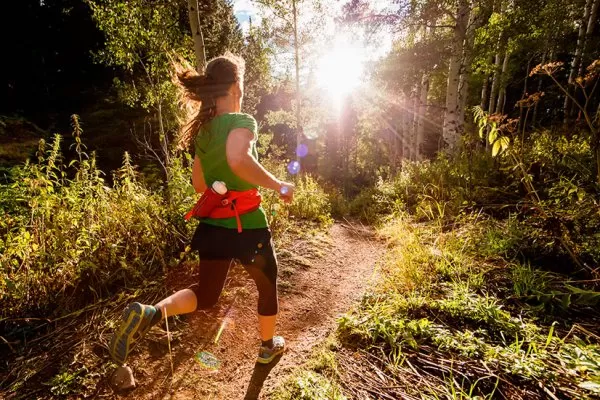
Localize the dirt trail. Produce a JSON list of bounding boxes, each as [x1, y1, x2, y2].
[[111, 223, 383, 400]]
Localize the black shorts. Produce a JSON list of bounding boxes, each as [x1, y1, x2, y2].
[[191, 223, 275, 266], [189, 223, 279, 315]]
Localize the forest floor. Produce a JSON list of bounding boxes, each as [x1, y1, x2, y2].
[[98, 222, 383, 399]]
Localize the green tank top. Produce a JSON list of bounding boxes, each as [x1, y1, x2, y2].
[[194, 113, 268, 230]]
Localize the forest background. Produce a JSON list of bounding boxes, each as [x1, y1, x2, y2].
[[1, 0, 600, 398]]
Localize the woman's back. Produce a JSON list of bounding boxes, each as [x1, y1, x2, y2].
[[195, 112, 268, 229]]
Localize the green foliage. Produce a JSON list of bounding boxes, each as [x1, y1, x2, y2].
[[258, 131, 333, 231], [242, 23, 273, 115], [473, 106, 510, 157], [0, 120, 190, 319], [334, 218, 600, 399], [43, 366, 93, 396], [288, 174, 332, 224], [271, 370, 347, 400]]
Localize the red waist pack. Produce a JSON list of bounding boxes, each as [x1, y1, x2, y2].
[[184, 188, 262, 233]]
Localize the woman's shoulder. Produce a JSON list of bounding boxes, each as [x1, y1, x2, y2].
[[227, 113, 257, 134]]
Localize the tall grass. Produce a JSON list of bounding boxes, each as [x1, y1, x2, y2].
[[1, 118, 333, 321], [0, 127, 189, 319]]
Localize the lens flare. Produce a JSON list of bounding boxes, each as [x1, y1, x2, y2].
[[196, 351, 220, 369], [296, 144, 309, 158], [287, 160, 301, 175], [315, 34, 365, 107]]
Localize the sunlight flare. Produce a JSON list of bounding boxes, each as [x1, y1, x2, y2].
[[315, 36, 366, 107]]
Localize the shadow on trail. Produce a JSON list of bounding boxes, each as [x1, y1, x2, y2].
[[243, 356, 283, 400]]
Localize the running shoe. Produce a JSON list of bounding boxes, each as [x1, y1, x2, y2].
[[256, 336, 285, 364], [109, 302, 157, 365]]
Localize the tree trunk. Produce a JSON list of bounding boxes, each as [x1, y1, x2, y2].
[[518, 57, 533, 132], [579, 0, 600, 77], [488, 45, 503, 114], [293, 0, 302, 162], [495, 48, 510, 114], [402, 95, 413, 160], [457, 10, 476, 142], [388, 119, 397, 170], [564, 0, 593, 120], [443, 0, 470, 150], [416, 73, 429, 161], [412, 89, 419, 160], [480, 75, 490, 110], [187, 0, 206, 72]]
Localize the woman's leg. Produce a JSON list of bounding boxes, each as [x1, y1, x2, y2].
[[242, 237, 284, 363], [110, 259, 232, 365], [156, 259, 233, 316], [154, 288, 197, 317]]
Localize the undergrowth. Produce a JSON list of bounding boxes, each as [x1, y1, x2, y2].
[[273, 216, 600, 399], [271, 128, 600, 398], [0, 116, 333, 398]]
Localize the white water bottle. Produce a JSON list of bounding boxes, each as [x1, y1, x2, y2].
[[212, 181, 228, 195]]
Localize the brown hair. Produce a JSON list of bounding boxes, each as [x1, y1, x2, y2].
[[176, 53, 245, 150]]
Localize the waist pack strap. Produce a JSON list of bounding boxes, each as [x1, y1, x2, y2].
[[185, 188, 261, 233]]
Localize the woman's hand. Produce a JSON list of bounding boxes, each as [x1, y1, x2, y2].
[[278, 182, 295, 203]]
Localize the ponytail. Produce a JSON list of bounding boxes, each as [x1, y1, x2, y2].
[[176, 53, 245, 151]]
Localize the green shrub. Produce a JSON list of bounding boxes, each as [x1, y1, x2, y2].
[[0, 126, 189, 319], [288, 174, 332, 224], [271, 370, 347, 400]]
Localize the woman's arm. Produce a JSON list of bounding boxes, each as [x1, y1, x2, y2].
[[226, 128, 294, 202], [191, 155, 207, 193]]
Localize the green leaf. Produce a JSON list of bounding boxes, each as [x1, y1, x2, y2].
[[499, 136, 510, 152], [492, 140, 501, 157], [488, 127, 498, 144]]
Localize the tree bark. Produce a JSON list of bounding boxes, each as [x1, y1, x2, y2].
[[187, 0, 206, 72], [480, 75, 490, 110], [564, 0, 593, 120], [411, 88, 420, 160], [488, 43, 503, 114], [443, 0, 470, 150], [416, 73, 429, 161], [293, 0, 302, 162], [495, 48, 510, 114], [578, 0, 600, 77], [402, 95, 413, 160]]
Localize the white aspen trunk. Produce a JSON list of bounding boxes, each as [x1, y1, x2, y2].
[[480, 75, 490, 110], [416, 73, 429, 161], [389, 120, 397, 170], [458, 74, 469, 129], [293, 0, 302, 161], [564, 0, 593, 119], [187, 0, 206, 72], [495, 48, 510, 114], [402, 95, 413, 160], [579, 0, 600, 77], [443, 0, 470, 150], [412, 89, 419, 160], [458, 11, 477, 132], [488, 47, 502, 114]]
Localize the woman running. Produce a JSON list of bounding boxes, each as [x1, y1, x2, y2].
[[109, 53, 294, 366]]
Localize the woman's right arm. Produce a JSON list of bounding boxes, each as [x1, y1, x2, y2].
[[226, 128, 294, 203]]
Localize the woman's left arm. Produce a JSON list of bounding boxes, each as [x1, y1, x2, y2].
[[192, 155, 207, 193]]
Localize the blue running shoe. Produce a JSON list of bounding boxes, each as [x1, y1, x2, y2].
[[109, 302, 157, 365], [256, 336, 285, 364]]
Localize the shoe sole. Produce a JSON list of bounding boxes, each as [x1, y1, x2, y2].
[[109, 303, 147, 365], [256, 346, 285, 364]]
